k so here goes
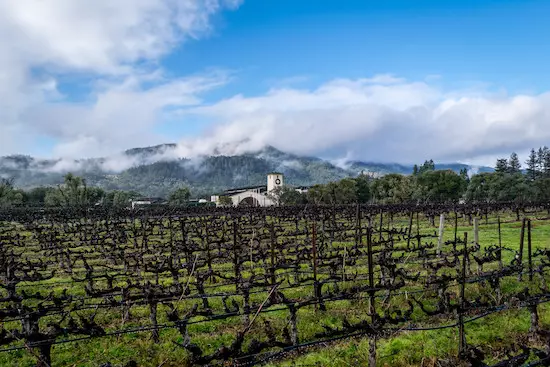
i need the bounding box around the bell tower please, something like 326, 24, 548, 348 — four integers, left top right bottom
267, 172, 283, 192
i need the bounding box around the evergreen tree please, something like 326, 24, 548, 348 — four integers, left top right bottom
525, 149, 537, 180
415, 169, 467, 203
459, 168, 469, 183
355, 175, 371, 203
508, 152, 522, 173
537, 147, 546, 176
418, 159, 435, 175
495, 158, 509, 173
412, 164, 419, 176
540, 146, 550, 178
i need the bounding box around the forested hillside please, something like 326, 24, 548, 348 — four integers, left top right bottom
0, 144, 491, 197
3, 147, 550, 208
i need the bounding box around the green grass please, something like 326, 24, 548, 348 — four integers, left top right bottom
2, 210, 550, 366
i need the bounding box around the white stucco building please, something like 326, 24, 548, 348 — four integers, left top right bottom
211, 172, 287, 207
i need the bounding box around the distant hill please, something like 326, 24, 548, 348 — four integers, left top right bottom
0, 144, 494, 198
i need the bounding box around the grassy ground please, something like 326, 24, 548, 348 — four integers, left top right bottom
1, 211, 550, 366
265, 212, 550, 367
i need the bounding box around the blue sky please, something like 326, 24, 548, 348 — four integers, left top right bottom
1, 0, 550, 167
166, 0, 550, 91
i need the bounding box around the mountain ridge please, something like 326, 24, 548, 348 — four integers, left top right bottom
0, 144, 494, 197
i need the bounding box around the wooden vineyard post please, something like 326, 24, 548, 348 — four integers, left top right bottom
331, 204, 336, 251
473, 217, 482, 274
367, 218, 377, 367
204, 219, 214, 281
312, 220, 317, 283
437, 213, 445, 256
312, 220, 319, 310
527, 220, 540, 333
529, 302, 540, 334
416, 212, 421, 249
168, 217, 174, 249
367, 219, 375, 305
454, 212, 458, 247
528, 219, 533, 281
379, 209, 384, 242
149, 299, 160, 343
343, 242, 347, 283
233, 220, 241, 293
498, 216, 503, 270
458, 232, 468, 357
180, 220, 191, 276
358, 210, 363, 247
355, 204, 361, 250
518, 218, 526, 281
407, 211, 413, 250
473, 217, 479, 248
270, 223, 276, 286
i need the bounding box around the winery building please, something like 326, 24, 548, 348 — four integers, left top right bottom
211, 172, 288, 207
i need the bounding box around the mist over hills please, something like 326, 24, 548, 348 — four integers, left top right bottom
0, 144, 493, 198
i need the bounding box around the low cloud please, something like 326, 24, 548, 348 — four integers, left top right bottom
330, 152, 356, 170
277, 160, 304, 171
176, 77, 550, 166
27, 70, 229, 159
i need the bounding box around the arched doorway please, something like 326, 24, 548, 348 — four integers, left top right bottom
238, 196, 260, 207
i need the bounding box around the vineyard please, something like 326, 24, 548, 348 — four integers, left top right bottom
2, 203, 550, 366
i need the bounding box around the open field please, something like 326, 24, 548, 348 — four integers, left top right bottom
2, 204, 550, 366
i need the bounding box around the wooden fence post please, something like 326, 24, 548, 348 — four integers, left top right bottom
518, 218, 526, 281
233, 220, 241, 292
528, 219, 533, 281
355, 204, 361, 251
498, 216, 503, 270
367, 218, 377, 367
416, 212, 421, 249
379, 209, 384, 242
407, 211, 413, 250
454, 212, 458, 246
343, 243, 347, 283
459, 232, 468, 357
312, 220, 318, 310
437, 214, 445, 256
473, 217, 479, 248
473, 217, 482, 274
270, 223, 276, 286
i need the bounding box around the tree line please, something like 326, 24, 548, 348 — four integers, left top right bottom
2, 146, 550, 207
0, 173, 193, 208
269, 147, 550, 205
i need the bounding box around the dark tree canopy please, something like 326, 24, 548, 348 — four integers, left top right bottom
526, 149, 537, 180
168, 186, 191, 205
509, 152, 522, 174
495, 158, 509, 173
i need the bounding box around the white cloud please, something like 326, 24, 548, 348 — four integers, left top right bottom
176, 76, 550, 166
0, 1, 549, 170
0, 0, 241, 157
362, 74, 405, 85
28, 70, 229, 158
0, 0, 242, 73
